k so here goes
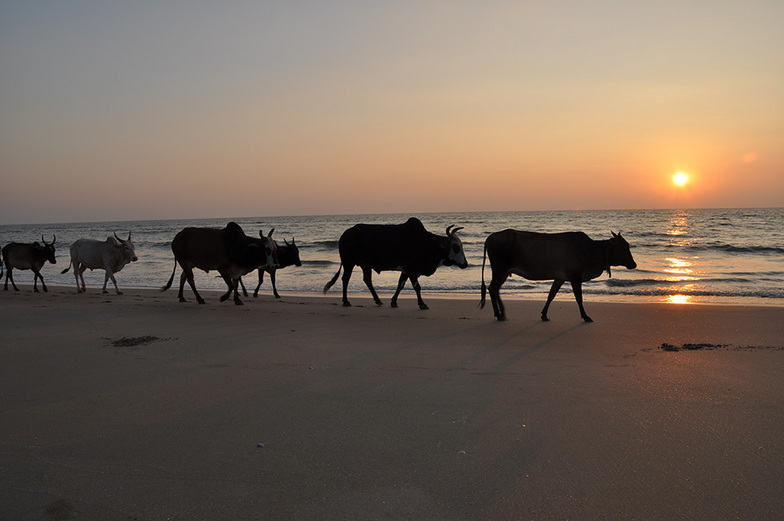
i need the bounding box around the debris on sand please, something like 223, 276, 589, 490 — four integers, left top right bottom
659, 342, 727, 351
658, 342, 783, 352
110, 335, 165, 348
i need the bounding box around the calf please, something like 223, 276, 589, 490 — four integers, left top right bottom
240, 237, 302, 298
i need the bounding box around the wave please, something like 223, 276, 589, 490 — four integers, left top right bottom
586, 286, 784, 299
605, 277, 755, 288
655, 242, 784, 256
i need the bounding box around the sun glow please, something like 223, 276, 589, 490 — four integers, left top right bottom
673, 172, 690, 187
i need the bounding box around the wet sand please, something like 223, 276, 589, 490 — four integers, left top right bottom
2, 286, 783, 520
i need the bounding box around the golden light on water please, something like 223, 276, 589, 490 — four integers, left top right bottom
665, 294, 693, 304
663, 257, 697, 281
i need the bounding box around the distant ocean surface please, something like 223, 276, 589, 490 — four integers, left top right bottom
2, 208, 783, 306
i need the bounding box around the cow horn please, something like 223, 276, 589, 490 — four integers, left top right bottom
128, 231, 132, 241
269, 228, 275, 238
52, 234, 56, 245
446, 225, 453, 236
114, 232, 122, 243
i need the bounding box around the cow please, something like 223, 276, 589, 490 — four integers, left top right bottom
480, 230, 637, 322
2, 235, 57, 293
239, 237, 302, 298
161, 222, 278, 305
323, 217, 468, 309
60, 232, 138, 294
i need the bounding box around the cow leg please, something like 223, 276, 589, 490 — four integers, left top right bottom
361, 266, 383, 306
6, 268, 20, 292
219, 274, 243, 305
181, 267, 205, 304
488, 274, 506, 321
390, 273, 407, 308
341, 264, 354, 307
178, 272, 188, 302
410, 275, 429, 310
105, 270, 122, 295
76, 264, 87, 292
238, 277, 248, 297
270, 270, 281, 299
232, 279, 244, 305
541, 279, 565, 321
570, 280, 592, 322
34, 269, 47, 292
253, 268, 264, 298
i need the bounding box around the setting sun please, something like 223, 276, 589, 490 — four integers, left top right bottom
673, 172, 690, 187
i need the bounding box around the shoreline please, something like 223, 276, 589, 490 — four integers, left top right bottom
2, 287, 783, 519
15, 281, 784, 308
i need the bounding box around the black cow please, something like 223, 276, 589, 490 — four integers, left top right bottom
480, 230, 637, 322
161, 222, 278, 305
323, 217, 468, 309
239, 237, 302, 298
2, 235, 57, 293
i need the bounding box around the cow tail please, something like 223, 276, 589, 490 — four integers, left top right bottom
323, 264, 342, 294
479, 241, 488, 309
161, 258, 178, 292
60, 261, 72, 275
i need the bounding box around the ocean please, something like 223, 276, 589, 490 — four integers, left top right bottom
2, 208, 783, 306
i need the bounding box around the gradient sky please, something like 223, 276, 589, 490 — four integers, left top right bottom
1, 1, 782, 224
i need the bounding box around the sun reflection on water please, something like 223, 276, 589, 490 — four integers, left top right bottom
665, 294, 693, 304
666, 211, 695, 247
663, 212, 701, 304
663, 257, 698, 282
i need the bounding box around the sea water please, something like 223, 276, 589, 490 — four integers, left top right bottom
1, 208, 782, 306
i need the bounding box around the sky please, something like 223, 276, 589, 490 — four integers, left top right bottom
1, 0, 783, 224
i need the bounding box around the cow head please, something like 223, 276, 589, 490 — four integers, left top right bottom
40, 235, 57, 264
443, 225, 468, 269
114, 232, 139, 263
259, 229, 280, 269
609, 231, 637, 270
282, 238, 303, 267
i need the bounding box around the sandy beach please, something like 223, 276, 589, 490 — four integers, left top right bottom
1, 286, 783, 520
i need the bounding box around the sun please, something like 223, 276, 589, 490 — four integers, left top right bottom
673, 172, 690, 187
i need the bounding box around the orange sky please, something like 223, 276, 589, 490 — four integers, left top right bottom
1, 1, 782, 224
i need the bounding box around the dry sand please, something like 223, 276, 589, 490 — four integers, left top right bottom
2, 285, 783, 520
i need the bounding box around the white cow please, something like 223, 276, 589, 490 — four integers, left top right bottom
61, 232, 138, 294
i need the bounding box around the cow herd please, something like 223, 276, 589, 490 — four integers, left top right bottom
1, 218, 637, 322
